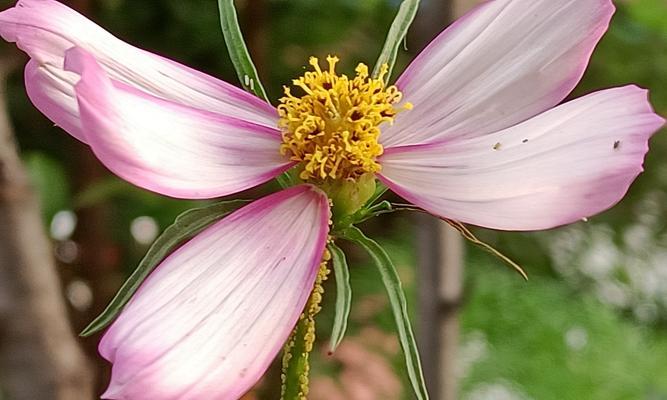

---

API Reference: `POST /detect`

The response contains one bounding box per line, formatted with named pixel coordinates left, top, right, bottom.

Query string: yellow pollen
left=280, top=247, right=332, bottom=400
left=278, top=56, right=411, bottom=181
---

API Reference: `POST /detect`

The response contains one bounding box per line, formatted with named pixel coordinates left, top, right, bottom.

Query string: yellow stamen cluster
left=278, top=56, right=410, bottom=182
left=280, top=248, right=332, bottom=399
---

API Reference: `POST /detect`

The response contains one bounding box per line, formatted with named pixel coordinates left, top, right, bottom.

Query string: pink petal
left=379, top=86, right=665, bottom=231
left=380, top=0, right=615, bottom=148
left=65, top=47, right=290, bottom=199
left=0, top=0, right=277, bottom=133
left=99, top=185, right=330, bottom=400
left=24, top=60, right=85, bottom=142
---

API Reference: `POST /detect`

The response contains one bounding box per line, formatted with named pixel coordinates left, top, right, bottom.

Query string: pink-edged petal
left=379, top=86, right=665, bottom=231
left=381, top=0, right=615, bottom=148
left=0, top=0, right=277, bottom=130
left=99, top=185, right=330, bottom=400
left=24, top=60, right=85, bottom=142
left=65, top=47, right=290, bottom=199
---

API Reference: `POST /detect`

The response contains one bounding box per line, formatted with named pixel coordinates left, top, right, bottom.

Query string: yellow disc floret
left=278, top=56, right=411, bottom=182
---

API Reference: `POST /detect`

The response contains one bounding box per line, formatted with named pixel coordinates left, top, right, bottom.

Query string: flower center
left=278, top=56, right=411, bottom=182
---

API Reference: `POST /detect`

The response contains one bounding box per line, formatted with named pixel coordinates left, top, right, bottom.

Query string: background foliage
left=1, top=0, right=666, bottom=398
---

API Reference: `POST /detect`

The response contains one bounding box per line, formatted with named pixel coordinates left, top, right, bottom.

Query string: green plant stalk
left=280, top=316, right=312, bottom=400
left=281, top=260, right=329, bottom=399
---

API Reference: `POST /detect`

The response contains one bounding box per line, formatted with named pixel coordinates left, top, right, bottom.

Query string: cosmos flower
left=0, top=0, right=663, bottom=398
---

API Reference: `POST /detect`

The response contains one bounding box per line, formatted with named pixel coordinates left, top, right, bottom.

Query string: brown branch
left=0, top=55, right=94, bottom=399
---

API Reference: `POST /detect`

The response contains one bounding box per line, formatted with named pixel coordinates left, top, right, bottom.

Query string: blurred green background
left=1, top=0, right=666, bottom=399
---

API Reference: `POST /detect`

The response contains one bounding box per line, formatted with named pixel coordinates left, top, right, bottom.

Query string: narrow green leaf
left=364, top=181, right=389, bottom=208
left=217, top=0, right=269, bottom=101
left=342, top=226, right=429, bottom=400
left=444, top=219, right=528, bottom=280
left=276, top=173, right=291, bottom=189
left=372, top=0, right=420, bottom=81
left=328, top=242, right=352, bottom=353
left=80, top=199, right=249, bottom=337
left=275, top=167, right=301, bottom=189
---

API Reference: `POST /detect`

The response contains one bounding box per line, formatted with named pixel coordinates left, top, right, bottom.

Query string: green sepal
left=333, top=201, right=423, bottom=233
left=275, top=167, right=302, bottom=190
left=217, top=0, right=269, bottom=101
left=276, top=173, right=292, bottom=189
left=324, top=173, right=377, bottom=225
left=79, top=199, right=249, bottom=337
left=364, top=181, right=390, bottom=208
left=327, top=242, right=352, bottom=353
left=342, top=226, right=429, bottom=400
left=372, top=0, right=420, bottom=82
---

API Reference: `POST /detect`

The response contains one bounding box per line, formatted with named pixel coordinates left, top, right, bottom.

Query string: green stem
left=281, top=316, right=312, bottom=400
left=281, top=259, right=330, bottom=399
